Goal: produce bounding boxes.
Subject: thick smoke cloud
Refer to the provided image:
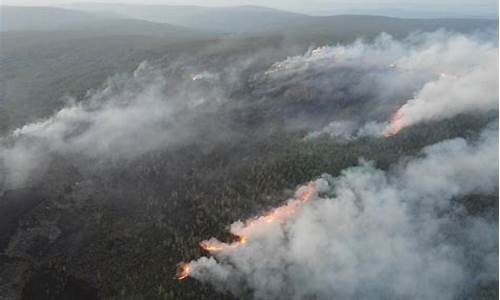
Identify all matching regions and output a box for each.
[0,61,237,189]
[262,31,498,139]
[187,124,498,299]
[0,39,306,190]
[1,30,497,189]
[396,62,498,127]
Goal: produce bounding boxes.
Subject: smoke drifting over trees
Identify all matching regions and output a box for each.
[0,25,497,299]
[2,31,497,188]
[188,124,498,300]
[287,31,499,139]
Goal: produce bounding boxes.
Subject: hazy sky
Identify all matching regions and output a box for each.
[2,0,498,17]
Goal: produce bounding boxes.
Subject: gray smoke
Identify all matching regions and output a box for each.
[2,31,496,189]
[0,39,309,190]
[187,124,498,299]
[0,61,236,189]
[304,120,388,141]
[265,31,498,139]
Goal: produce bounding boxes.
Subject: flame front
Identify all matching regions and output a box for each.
[385,110,405,137]
[176,262,192,280]
[200,235,249,253]
[199,184,316,254]
[176,183,317,279]
[199,238,239,254]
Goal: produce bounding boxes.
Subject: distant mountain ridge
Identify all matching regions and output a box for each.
[0,6,108,31]
[1,4,497,35]
[65,3,311,33]
[0,5,208,38]
[65,3,499,34]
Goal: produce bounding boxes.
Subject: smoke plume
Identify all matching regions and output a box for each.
[0,61,236,189]
[1,30,497,189]
[264,31,498,139]
[0,40,306,190]
[184,124,498,299]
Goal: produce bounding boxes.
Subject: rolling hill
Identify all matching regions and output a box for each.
[66,3,310,33]
[0,5,208,37]
[68,3,497,35]
[0,6,112,31]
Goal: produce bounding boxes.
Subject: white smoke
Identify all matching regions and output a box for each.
[0,39,320,191]
[304,120,389,141]
[0,61,232,189]
[186,124,498,299]
[191,71,220,82]
[266,31,498,139]
[3,31,496,189]
[396,61,498,128]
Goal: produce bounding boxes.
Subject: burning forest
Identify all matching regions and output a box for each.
[0,10,497,300]
[176,124,498,300]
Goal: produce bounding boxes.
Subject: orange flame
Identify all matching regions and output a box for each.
[176,262,192,280]
[237,183,316,233]
[200,235,248,253]
[199,184,316,254]
[297,184,316,202]
[385,110,405,137]
[200,242,226,252]
[200,239,229,252]
[176,183,317,279]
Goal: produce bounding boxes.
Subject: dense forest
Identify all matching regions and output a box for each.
[0,5,498,300]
